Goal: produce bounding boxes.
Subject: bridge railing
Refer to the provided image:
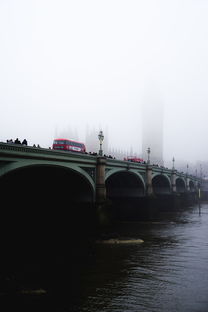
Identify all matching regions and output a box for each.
[0,142,97,161]
[0,142,201,184]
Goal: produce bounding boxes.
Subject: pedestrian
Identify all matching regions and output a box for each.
[22,139,27,146]
[7,139,13,144]
[14,138,21,144]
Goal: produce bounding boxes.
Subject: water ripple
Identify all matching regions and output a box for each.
[71,204,208,312]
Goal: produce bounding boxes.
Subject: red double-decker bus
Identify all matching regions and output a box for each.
[124,156,144,163]
[52,139,86,153]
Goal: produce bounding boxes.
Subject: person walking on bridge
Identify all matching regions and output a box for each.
[22,139,27,146]
[14,138,21,144]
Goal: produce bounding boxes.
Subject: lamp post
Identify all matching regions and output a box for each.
[98,130,104,156]
[171,157,176,193]
[200,164,202,182]
[147,147,151,165]
[172,157,175,170]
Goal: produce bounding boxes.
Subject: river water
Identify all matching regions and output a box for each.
[70,203,208,312]
[3,202,208,312]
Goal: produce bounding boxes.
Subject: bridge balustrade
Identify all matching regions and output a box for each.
[0,143,201,203]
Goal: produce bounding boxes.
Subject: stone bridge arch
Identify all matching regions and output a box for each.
[176,177,186,193]
[0,161,96,270]
[189,180,196,192]
[105,169,145,198]
[0,162,95,203]
[152,173,171,195]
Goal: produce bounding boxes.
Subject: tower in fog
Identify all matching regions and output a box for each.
[142,89,164,165]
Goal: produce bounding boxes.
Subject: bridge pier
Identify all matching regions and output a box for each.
[95,157,111,226]
[171,169,177,193]
[186,177,190,192]
[96,157,106,203]
[146,165,153,196]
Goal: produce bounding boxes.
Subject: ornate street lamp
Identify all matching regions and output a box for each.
[186,164,189,175]
[200,164,202,181]
[147,147,151,164]
[172,157,175,170]
[98,130,104,156]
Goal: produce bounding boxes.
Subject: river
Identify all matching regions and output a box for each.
[2,202,208,312]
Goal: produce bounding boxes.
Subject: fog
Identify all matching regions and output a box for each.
[1,0,208,171]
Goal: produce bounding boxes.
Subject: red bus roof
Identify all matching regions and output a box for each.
[127,156,144,160]
[54,138,85,145]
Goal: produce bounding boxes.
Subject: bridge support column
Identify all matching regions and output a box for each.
[146,165,153,196]
[171,170,177,193]
[96,157,106,203]
[96,157,111,227]
[186,177,190,192]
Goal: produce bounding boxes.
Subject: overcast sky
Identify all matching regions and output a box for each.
[1,0,208,164]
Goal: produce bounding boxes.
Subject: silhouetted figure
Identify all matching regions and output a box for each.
[22,139,27,146]
[7,139,13,144]
[14,138,21,144]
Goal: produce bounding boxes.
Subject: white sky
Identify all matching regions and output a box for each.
[0,0,208,163]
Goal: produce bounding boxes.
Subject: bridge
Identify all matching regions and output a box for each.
[0,142,200,206]
[0,142,202,287]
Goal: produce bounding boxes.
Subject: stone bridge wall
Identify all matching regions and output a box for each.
[0,143,201,203]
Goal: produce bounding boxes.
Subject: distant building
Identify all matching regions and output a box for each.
[141,95,164,165]
[55,126,79,141]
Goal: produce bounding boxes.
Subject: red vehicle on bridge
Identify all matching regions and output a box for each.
[124,156,144,163]
[52,139,86,153]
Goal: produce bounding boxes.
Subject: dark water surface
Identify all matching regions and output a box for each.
[3,203,208,312]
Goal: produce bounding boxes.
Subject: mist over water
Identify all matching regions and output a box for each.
[1,0,208,168]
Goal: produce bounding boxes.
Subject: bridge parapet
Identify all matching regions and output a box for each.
[0,142,97,164]
[0,142,201,199]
